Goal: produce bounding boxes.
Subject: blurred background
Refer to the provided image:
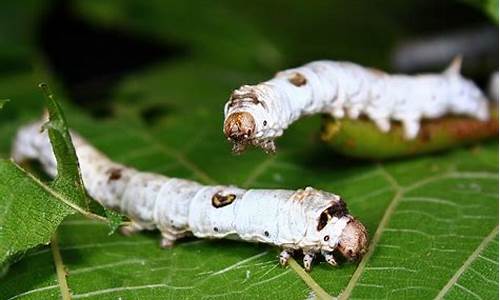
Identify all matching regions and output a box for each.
[1,0,498,119]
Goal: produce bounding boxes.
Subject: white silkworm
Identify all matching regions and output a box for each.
[223,58,490,153]
[12,121,368,271]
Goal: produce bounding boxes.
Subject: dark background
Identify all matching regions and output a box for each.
[4,0,496,116]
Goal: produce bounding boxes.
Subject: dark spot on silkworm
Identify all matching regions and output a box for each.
[324,235,330,241]
[214,227,219,232]
[317,212,329,231]
[288,72,307,87]
[369,67,386,77]
[263,120,267,126]
[107,168,122,181]
[317,198,349,231]
[264,231,270,237]
[212,192,237,208]
[229,92,266,109]
[327,198,349,218]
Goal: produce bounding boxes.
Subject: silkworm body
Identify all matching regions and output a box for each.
[223,59,489,153]
[12,121,368,271]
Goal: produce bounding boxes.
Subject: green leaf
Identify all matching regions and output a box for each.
[321,108,499,159]
[0,160,72,267]
[0,99,8,109]
[0,84,92,269]
[2,61,498,299]
[39,84,89,209]
[104,209,124,235]
[438,230,498,300]
[0,1,50,72]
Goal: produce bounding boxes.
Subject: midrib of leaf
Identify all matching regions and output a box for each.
[13,162,108,223]
[288,258,333,300]
[338,166,401,300]
[434,225,499,299]
[339,169,499,299]
[50,232,72,300]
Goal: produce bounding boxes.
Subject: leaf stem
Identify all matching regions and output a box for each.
[50,232,72,300]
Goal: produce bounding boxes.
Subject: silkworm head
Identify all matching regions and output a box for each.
[337,218,368,261]
[224,112,256,142]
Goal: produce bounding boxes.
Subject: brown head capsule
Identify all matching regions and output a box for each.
[337,218,369,261]
[223,112,256,142]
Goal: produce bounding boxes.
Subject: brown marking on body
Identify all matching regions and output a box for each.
[328,198,349,218]
[229,91,266,109]
[292,190,307,202]
[316,198,349,231]
[212,192,237,208]
[317,212,329,231]
[288,72,307,87]
[106,167,122,181]
[292,187,318,202]
[368,67,387,77]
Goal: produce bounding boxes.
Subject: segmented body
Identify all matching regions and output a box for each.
[12,121,368,270]
[224,59,489,152]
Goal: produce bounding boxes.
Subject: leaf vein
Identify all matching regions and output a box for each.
[50,232,72,300]
[433,225,498,299]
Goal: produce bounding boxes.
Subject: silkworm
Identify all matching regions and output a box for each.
[223,58,489,153]
[12,121,368,271]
